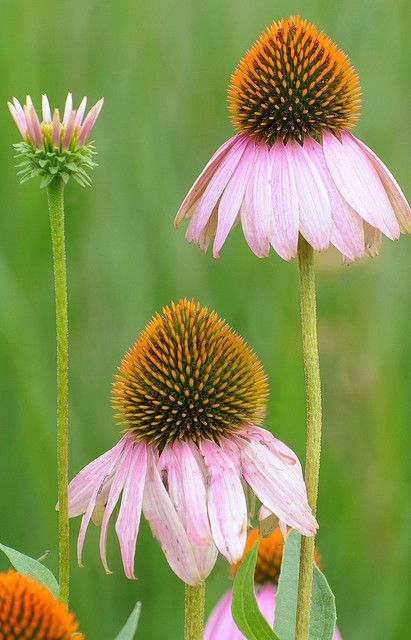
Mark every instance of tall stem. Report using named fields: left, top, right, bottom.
left=295, top=235, right=322, bottom=639
left=47, top=176, right=69, bottom=604
left=185, top=582, right=205, bottom=640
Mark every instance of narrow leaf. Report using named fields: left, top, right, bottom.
left=274, top=530, right=336, bottom=639
left=114, top=602, right=142, bottom=639
left=0, top=542, right=59, bottom=596
left=232, top=540, right=280, bottom=640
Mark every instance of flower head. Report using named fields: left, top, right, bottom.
left=8, top=93, right=103, bottom=187
left=175, top=16, right=410, bottom=262
left=67, top=299, right=317, bottom=585
left=0, top=570, right=83, bottom=639
left=204, top=527, right=342, bottom=640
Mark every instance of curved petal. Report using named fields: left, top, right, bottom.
left=115, top=440, right=147, bottom=579
left=160, top=442, right=212, bottom=546
left=192, top=543, right=218, bottom=580
left=200, top=439, right=247, bottom=564
left=186, top=136, right=248, bottom=244
left=351, top=133, right=411, bottom=233
left=364, top=221, right=382, bottom=258
left=270, top=140, right=299, bottom=260
left=213, top=138, right=255, bottom=257
left=323, top=131, right=400, bottom=239
left=303, top=137, right=365, bottom=261
left=238, top=436, right=317, bottom=536
left=204, top=589, right=245, bottom=640
left=241, top=142, right=272, bottom=258
left=286, top=140, right=331, bottom=251
left=67, top=437, right=126, bottom=517
left=143, top=448, right=202, bottom=585
left=257, top=582, right=276, bottom=627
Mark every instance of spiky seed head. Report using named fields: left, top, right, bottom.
left=0, top=570, right=83, bottom=639
left=228, top=15, right=361, bottom=144
left=112, top=299, right=269, bottom=449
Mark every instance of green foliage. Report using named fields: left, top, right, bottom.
left=274, top=531, right=336, bottom=640
left=114, top=602, right=142, bottom=639
left=0, top=542, right=59, bottom=596
left=232, top=540, right=280, bottom=640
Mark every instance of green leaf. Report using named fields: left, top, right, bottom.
left=0, top=542, right=59, bottom=596
left=114, top=602, right=142, bottom=639
left=274, top=530, right=336, bottom=640
left=232, top=540, right=280, bottom=640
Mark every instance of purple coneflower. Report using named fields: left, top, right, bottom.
left=66, top=299, right=317, bottom=585
left=205, top=528, right=342, bottom=639
left=175, top=16, right=410, bottom=262
left=8, top=92, right=103, bottom=187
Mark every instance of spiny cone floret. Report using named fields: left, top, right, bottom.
left=229, top=15, right=360, bottom=143
left=113, top=299, right=269, bottom=448
left=0, top=570, right=83, bottom=639
left=8, top=92, right=103, bottom=187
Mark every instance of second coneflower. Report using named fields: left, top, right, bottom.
left=66, top=299, right=316, bottom=638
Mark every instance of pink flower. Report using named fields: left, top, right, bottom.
left=175, top=17, right=410, bottom=262
left=204, top=585, right=342, bottom=640
left=8, top=92, right=103, bottom=151
left=66, top=300, right=317, bottom=585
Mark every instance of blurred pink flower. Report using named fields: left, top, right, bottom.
left=204, top=584, right=342, bottom=639
left=8, top=92, right=103, bottom=151
left=175, top=17, right=410, bottom=262
left=65, top=299, right=317, bottom=585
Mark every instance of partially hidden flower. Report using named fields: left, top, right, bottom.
left=8, top=92, right=103, bottom=187
left=175, top=16, right=410, bottom=262
left=204, top=527, right=342, bottom=639
left=0, top=570, right=83, bottom=639
left=65, top=299, right=317, bottom=586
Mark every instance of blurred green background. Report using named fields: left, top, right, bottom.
left=0, top=0, right=410, bottom=637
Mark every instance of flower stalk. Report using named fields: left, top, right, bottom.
left=185, top=582, right=205, bottom=640
left=47, top=176, right=69, bottom=604
left=295, top=235, right=323, bottom=639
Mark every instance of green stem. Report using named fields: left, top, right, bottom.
left=47, top=176, right=69, bottom=604
left=184, top=582, right=205, bottom=640
left=295, top=235, right=322, bottom=640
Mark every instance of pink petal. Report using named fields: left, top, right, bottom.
left=143, top=448, right=202, bottom=585
left=99, top=439, right=134, bottom=574
left=270, top=140, right=299, bottom=260
left=241, top=141, right=272, bottom=258
left=303, top=137, right=365, bottom=261
left=286, top=140, right=331, bottom=251
left=213, top=138, right=255, bottom=257
left=192, top=543, right=218, bottom=580
left=74, top=97, right=87, bottom=127
left=52, top=109, right=61, bottom=149
left=67, top=437, right=125, bottom=517
left=42, top=94, right=51, bottom=122
left=63, top=92, right=73, bottom=125
left=323, top=131, right=400, bottom=239
left=200, top=439, right=247, bottom=564
left=204, top=589, right=245, bottom=640
left=352, top=133, right=411, bottom=233
left=115, top=440, right=147, bottom=579
left=23, top=105, right=38, bottom=148
left=63, top=110, right=76, bottom=149
left=77, top=97, right=104, bottom=146
left=364, top=222, right=382, bottom=258
left=238, top=435, right=318, bottom=536
left=175, top=135, right=240, bottom=226
left=257, top=582, right=276, bottom=627
left=160, top=442, right=212, bottom=546
left=8, top=101, right=27, bottom=137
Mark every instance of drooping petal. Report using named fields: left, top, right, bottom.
left=213, top=138, right=255, bottom=257
left=175, top=135, right=240, bottom=226
left=160, top=442, right=212, bottom=546
left=42, top=94, right=51, bottom=122
left=286, top=140, right=331, bottom=251
left=351, top=133, right=411, bottom=233
left=323, top=131, right=400, bottom=239
left=303, top=137, right=365, bottom=261
left=239, top=436, right=317, bottom=536
left=200, top=439, right=247, bottom=564
left=115, top=440, right=147, bottom=579
left=77, top=98, right=104, bottom=146
left=241, top=141, right=272, bottom=258
left=364, top=222, right=382, bottom=258
left=192, top=543, right=218, bottom=580
left=186, top=136, right=248, bottom=244
left=67, top=437, right=126, bottom=517
left=143, top=448, right=202, bottom=585
left=270, top=140, right=299, bottom=260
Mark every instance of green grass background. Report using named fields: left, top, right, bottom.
left=0, top=0, right=410, bottom=637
